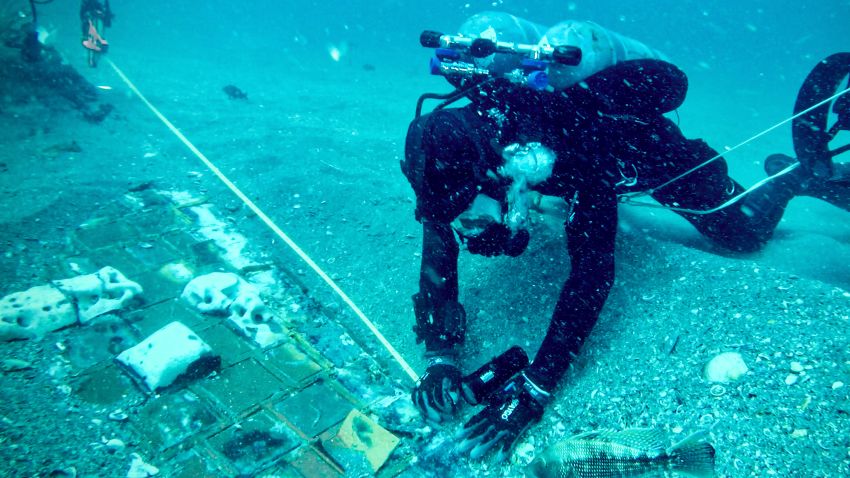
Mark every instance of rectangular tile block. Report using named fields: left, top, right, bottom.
left=261, top=340, right=324, bottom=385
left=207, top=410, right=301, bottom=476
left=73, top=363, right=143, bottom=406
left=167, top=449, right=222, bottom=478
left=195, top=323, right=254, bottom=367
left=162, top=230, right=204, bottom=253
left=64, top=315, right=138, bottom=369
left=134, top=390, right=219, bottom=452
left=132, top=269, right=184, bottom=307
left=200, top=359, right=292, bottom=416
left=87, top=245, right=147, bottom=278
left=273, top=381, right=354, bottom=438
left=322, top=409, right=400, bottom=474
left=287, top=446, right=343, bottom=478
left=74, top=219, right=141, bottom=250
left=128, top=207, right=185, bottom=234
left=124, top=240, right=181, bottom=272
left=127, top=299, right=210, bottom=338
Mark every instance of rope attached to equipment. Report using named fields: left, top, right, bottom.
left=106, top=58, right=420, bottom=383
left=620, top=85, right=850, bottom=214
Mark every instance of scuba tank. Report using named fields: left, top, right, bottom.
left=421, top=12, right=581, bottom=94
left=456, top=11, right=549, bottom=77
left=540, top=20, right=668, bottom=90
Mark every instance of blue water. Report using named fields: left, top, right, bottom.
left=39, top=1, right=847, bottom=155
left=41, top=1, right=847, bottom=73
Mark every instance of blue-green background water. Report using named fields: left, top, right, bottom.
left=42, top=0, right=847, bottom=79
left=39, top=0, right=848, bottom=176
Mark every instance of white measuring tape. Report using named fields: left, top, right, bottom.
left=105, top=58, right=420, bottom=383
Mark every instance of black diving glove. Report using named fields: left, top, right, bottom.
left=456, top=371, right=550, bottom=461
left=466, top=223, right=530, bottom=257
left=412, top=354, right=463, bottom=424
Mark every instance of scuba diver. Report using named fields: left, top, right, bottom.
left=20, top=0, right=54, bottom=62
left=80, top=0, right=112, bottom=67
left=401, top=12, right=850, bottom=462
left=21, top=0, right=44, bottom=62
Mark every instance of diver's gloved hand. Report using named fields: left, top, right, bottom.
left=412, top=354, right=463, bottom=423
left=466, top=223, right=530, bottom=257
left=456, top=371, right=550, bottom=461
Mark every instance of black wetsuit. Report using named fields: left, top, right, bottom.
left=80, top=0, right=112, bottom=36
left=403, top=59, right=794, bottom=391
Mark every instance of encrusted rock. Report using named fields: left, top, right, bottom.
left=181, top=273, right=285, bottom=348
left=127, top=453, right=158, bottom=477
left=52, top=266, right=143, bottom=323
left=0, top=285, right=76, bottom=341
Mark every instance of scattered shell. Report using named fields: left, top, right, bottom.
left=1, top=359, right=32, bottom=372
left=709, top=384, right=727, bottom=397
left=105, top=438, right=125, bottom=452
left=109, top=409, right=129, bottom=422
left=790, top=361, right=804, bottom=373
left=127, top=453, right=159, bottom=478
left=785, top=374, right=799, bottom=386
left=158, top=262, right=194, bottom=283
left=704, top=352, right=748, bottom=383
left=833, top=381, right=845, bottom=390
left=790, top=429, right=808, bottom=438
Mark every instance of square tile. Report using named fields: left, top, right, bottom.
left=195, top=323, right=254, bottom=366
left=288, top=446, right=343, bottom=478
left=128, top=207, right=183, bottom=234
left=262, top=341, right=323, bottom=385
left=322, top=409, right=400, bottom=474
left=201, top=359, right=291, bottom=416
left=73, top=363, right=143, bottom=406
left=168, top=448, right=223, bottom=478
left=133, top=390, right=219, bottom=452
left=207, top=410, right=301, bottom=476
left=124, top=240, right=181, bottom=272
left=88, top=245, right=146, bottom=278
left=133, top=269, right=184, bottom=306
left=299, top=318, right=364, bottom=368
left=64, top=315, right=138, bottom=369
left=273, top=381, right=355, bottom=438
left=190, top=240, right=227, bottom=270
left=128, top=299, right=210, bottom=338
left=74, top=219, right=141, bottom=250
left=162, top=230, right=203, bottom=253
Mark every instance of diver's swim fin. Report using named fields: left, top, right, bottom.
left=765, top=154, right=850, bottom=213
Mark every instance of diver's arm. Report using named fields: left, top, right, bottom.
left=527, top=185, right=619, bottom=390
left=413, top=220, right=465, bottom=353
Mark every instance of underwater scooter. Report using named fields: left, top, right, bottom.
left=793, top=52, right=850, bottom=179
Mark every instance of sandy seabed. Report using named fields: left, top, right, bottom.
left=0, top=40, right=848, bottom=477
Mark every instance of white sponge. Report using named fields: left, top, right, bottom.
left=116, top=321, right=218, bottom=392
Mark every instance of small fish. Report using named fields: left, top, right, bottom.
left=222, top=85, right=248, bottom=100
left=528, top=428, right=715, bottom=478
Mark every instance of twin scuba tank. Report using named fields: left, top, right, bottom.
left=424, top=11, right=667, bottom=91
